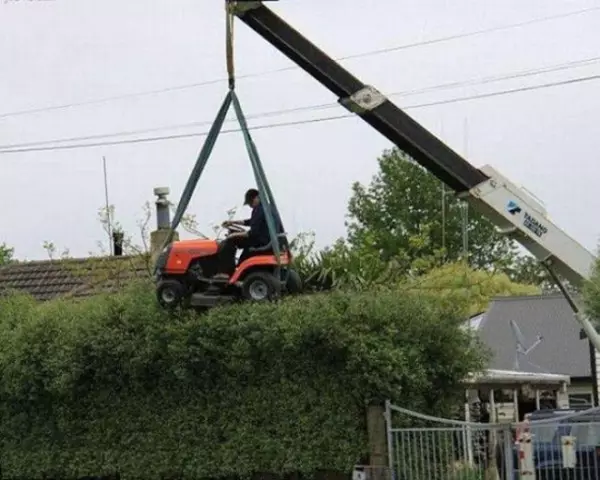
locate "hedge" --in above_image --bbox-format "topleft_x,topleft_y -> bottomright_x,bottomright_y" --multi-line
0,281 -> 486,479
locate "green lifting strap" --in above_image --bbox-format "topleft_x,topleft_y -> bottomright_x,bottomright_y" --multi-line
162,90 -> 233,248
231,91 -> 282,265
156,91 -> 284,274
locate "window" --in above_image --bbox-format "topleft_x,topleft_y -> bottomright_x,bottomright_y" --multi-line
571,423 -> 600,445
568,393 -> 593,407
530,424 -> 560,443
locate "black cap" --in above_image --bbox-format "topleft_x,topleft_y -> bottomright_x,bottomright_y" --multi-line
244,188 -> 259,205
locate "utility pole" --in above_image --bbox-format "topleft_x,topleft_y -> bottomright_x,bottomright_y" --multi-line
102,156 -> 113,255
590,339 -> 599,406
580,327 -> 600,406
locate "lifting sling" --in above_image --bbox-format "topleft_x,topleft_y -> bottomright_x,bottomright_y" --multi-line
156,3 -> 284,275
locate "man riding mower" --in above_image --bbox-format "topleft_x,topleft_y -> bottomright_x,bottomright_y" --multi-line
154,188 -> 302,309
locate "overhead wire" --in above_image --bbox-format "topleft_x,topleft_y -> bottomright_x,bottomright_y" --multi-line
1,4 -> 599,120
2,55 -> 599,151
2,72 -> 599,155
336,5 -> 600,61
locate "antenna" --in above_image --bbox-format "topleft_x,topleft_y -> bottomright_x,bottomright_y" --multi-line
461,117 -> 469,262
509,319 -> 543,370
102,156 -> 113,255
463,117 -> 469,158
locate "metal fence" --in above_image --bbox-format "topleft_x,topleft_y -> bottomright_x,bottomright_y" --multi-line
385,402 -> 600,480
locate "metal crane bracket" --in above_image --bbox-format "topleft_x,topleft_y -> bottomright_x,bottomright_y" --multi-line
339,86 -> 388,113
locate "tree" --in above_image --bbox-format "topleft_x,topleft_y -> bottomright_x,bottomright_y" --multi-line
584,254 -> 600,322
0,243 -> 14,265
346,148 -> 519,274
404,261 -> 540,317
502,254 -> 560,292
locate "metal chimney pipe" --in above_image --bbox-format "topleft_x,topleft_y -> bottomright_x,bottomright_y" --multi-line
112,230 -> 124,256
154,187 -> 171,230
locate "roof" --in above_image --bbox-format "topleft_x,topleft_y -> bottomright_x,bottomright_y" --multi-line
473,294 -> 589,377
465,369 -> 570,386
0,255 -> 151,301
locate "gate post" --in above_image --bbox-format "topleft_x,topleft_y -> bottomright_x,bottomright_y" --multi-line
384,400 -> 394,478
366,402 -> 390,480
502,423 -> 514,480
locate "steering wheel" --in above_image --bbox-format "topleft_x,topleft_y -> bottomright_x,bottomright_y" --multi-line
215,222 -> 246,241
226,224 -> 245,234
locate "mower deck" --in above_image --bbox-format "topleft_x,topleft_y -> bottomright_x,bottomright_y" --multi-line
189,293 -> 236,307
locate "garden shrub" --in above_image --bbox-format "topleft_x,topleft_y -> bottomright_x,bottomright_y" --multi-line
0,281 -> 486,479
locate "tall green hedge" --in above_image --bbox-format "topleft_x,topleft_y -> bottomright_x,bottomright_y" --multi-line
0,281 -> 486,479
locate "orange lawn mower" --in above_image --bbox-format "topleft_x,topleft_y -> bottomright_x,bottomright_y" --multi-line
155,223 -> 302,309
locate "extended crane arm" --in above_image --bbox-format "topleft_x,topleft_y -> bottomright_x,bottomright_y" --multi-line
229,1 -> 487,193
229,1 -> 600,348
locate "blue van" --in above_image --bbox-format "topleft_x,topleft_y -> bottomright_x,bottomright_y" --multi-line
509,408 -> 600,480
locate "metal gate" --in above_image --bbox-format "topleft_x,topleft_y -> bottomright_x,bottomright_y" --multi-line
384,401 -> 600,480
385,401 -> 513,480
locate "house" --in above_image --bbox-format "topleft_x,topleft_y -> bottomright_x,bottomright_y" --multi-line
468,294 -> 599,418
0,187 -> 177,302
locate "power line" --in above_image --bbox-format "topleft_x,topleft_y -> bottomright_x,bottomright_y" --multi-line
2,72 -> 599,155
1,4 -> 598,120
337,5 -> 600,61
400,73 -> 600,109
2,55 -> 599,151
0,102 -> 337,150
393,55 -> 600,98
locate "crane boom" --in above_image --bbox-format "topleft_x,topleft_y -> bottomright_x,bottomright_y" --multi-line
229,1 -> 600,351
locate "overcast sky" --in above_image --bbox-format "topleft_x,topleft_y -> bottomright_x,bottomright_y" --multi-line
1,0 -> 599,260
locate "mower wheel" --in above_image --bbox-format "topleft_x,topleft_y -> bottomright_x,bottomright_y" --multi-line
284,268 -> 303,295
241,271 -> 279,302
156,279 -> 185,309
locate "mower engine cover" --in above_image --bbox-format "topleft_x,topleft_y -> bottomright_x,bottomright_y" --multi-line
155,239 -> 220,276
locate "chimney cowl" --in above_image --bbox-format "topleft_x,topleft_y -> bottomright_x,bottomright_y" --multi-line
154,186 -> 170,198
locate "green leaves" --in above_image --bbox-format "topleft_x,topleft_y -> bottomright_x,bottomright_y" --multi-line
584,255 -> 600,324
0,281 -> 485,479
0,242 -> 14,265
346,148 -> 520,274
292,148 -> 549,291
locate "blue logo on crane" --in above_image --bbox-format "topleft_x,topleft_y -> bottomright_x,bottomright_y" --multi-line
506,200 -> 548,237
506,200 -> 522,215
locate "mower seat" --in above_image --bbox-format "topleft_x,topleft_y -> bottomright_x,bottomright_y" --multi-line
248,233 -> 287,253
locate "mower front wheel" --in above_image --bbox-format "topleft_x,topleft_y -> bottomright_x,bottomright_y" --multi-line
241,271 -> 279,302
156,279 -> 185,309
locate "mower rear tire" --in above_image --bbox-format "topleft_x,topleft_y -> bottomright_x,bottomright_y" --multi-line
156,279 -> 185,309
284,268 -> 303,295
242,271 -> 279,302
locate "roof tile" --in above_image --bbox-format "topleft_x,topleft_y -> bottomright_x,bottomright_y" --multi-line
0,255 -> 151,301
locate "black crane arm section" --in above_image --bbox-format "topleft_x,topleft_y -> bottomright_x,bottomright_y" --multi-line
229,1 -> 489,193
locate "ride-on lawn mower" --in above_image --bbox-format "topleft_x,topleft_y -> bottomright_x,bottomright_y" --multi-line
154,224 -> 302,309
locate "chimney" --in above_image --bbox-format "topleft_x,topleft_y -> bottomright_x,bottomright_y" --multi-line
150,187 -> 179,255
112,230 -> 124,256
154,186 -> 171,230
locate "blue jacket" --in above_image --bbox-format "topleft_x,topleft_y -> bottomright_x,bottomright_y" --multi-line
243,203 -> 282,245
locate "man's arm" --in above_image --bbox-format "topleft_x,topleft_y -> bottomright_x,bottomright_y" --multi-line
223,219 -> 251,226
